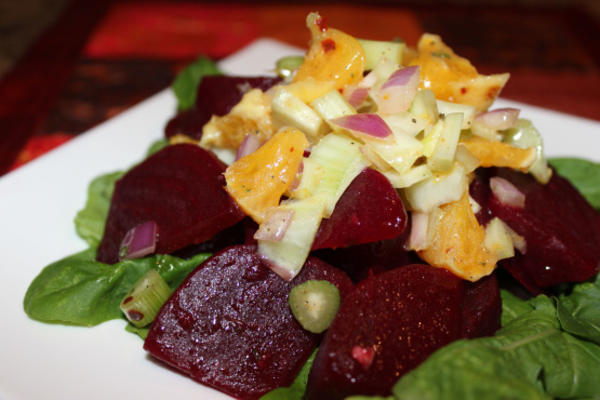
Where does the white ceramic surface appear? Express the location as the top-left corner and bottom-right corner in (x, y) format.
(0, 38), (598, 400)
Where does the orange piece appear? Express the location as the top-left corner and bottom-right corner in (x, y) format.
(418, 192), (497, 281)
(409, 34), (509, 111)
(293, 13), (365, 90)
(225, 128), (309, 223)
(461, 136), (536, 172)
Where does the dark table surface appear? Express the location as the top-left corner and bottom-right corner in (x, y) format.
(1, 0), (599, 175)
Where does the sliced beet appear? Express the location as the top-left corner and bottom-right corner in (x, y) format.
(144, 245), (352, 400)
(470, 168), (600, 293)
(312, 223), (416, 283)
(165, 76), (282, 140)
(312, 168), (407, 250)
(164, 107), (211, 139)
(461, 274), (502, 338)
(304, 264), (501, 399)
(97, 144), (245, 264)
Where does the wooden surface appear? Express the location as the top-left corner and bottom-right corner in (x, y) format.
(1, 1), (599, 174)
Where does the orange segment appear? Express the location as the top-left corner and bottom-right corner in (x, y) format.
(225, 128), (309, 223)
(460, 136), (536, 172)
(418, 192), (497, 281)
(409, 34), (509, 111)
(293, 13), (365, 90)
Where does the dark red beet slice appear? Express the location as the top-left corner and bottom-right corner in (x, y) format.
(97, 144), (245, 264)
(312, 168), (407, 250)
(470, 168), (600, 293)
(312, 220), (416, 283)
(165, 76), (282, 139)
(164, 107), (211, 139)
(144, 245), (353, 400)
(461, 274), (502, 338)
(305, 264), (501, 399)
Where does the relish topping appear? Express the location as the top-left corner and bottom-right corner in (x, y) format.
(194, 12), (551, 282)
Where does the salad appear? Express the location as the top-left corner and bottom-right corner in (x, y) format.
(22, 12), (600, 400)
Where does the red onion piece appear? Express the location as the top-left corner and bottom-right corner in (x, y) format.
(119, 221), (158, 260)
(235, 133), (262, 160)
(329, 113), (392, 139)
(359, 70), (378, 88)
(375, 66), (420, 114)
(474, 108), (520, 131)
(490, 176), (526, 208)
(408, 212), (429, 251)
(254, 208), (295, 242)
(344, 86), (370, 108)
(381, 65), (420, 90)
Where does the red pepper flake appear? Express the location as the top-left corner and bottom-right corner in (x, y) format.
(460, 87), (468, 95)
(122, 296), (134, 304)
(351, 345), (375, 369)
(321, 38), (336, 53)
(290, 146), (295, 152)
(316, 16), (328, 32)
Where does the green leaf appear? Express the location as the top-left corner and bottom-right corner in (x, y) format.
(74, 171), (123, 247)
(391, 295), (600, 400)
(549, 158), (600, 210)
(500, 289), (533, 326)
(146, 139), (169, 157)
(392, 341), (549, 400)
(556, 275), (600, 345)
(259, 350), (317, 400)
(125, 323), (149, 340)
(23, 249), (209, 326)
(172, 56), (221, 111)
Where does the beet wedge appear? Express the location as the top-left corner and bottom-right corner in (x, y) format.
(144, 245), (353, 400)
(470, 168), (600, 293)
(305, 264), (501, 399)
(97, 144), (245, 264)
(312, 168), (408, 250)
(166, 76), (281, 139)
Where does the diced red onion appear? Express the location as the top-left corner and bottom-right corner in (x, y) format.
(474, 108), (520, 131)
(259, 255), (296, 282)
(359, 70), (378, 88)
(235, 133), (262, 160)
(119, 221), (158, 260)
(374, 66), (420, 114)
(408, 212), (429, 251)
(490, 176), (526, 208)
(381, 66), (420, 90)
(254, 208), (295, 242)
(344, 86), (370, 108)
(329, 113), (392, 139)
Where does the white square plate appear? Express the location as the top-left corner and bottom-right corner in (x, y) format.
(0, 38), (598, 400)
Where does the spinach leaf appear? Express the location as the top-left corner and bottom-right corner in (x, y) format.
(259, 350), (317, 400)
(23, 249), (209, 326)
(125, 323), (149, 340)
(392, 341), (548, 400)
(549, 158), (600, 210)
(172, 56), (221, 111)
(556, 275), (600, 345)
(74, 170), (123, 247)
(146, 139), (169, 157)
(391, 295), (600, 400)
(500, 289), (532, 326)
